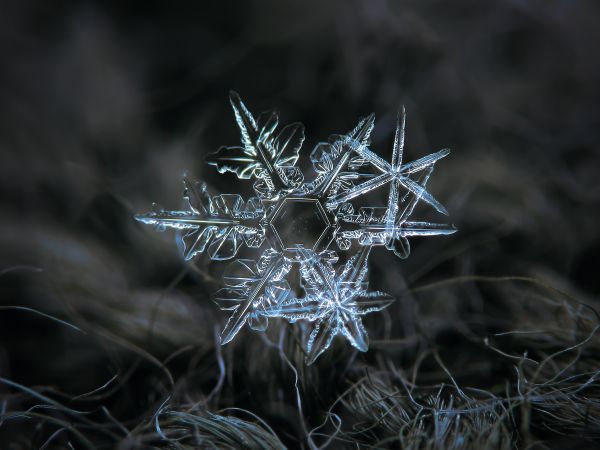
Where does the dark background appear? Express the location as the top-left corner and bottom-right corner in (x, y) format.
(1, 1), (599, 448)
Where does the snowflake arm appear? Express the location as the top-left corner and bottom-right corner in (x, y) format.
(213, 249), (291, 344)
(206, 91), (305, 199)
(328, 172), (395, 206)
(303, 114), (375, 199)
(383, 108), (406, 247)
(135, 178), (265, 260)
(261, 297), (322, 322)
(399, 221), (457, 236)
(354, 291), (396, 315)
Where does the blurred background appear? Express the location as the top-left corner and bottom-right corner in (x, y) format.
(1, 0), (599, 448)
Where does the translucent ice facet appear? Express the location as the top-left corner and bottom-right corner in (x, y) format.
(269, 198), (331, 251)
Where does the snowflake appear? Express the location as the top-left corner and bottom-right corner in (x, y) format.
(136, 92), (456, 364)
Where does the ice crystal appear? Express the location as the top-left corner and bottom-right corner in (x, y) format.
(136, 92), (456, 364)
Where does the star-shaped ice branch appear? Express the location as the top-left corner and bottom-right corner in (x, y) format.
(263, 247), (394, 364)
(336, 163), (457, 258)
(325, 108), (450, 216)
(303, 247), (394, 364)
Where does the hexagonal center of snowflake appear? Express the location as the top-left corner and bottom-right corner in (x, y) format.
(270, 198), (331, 251)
